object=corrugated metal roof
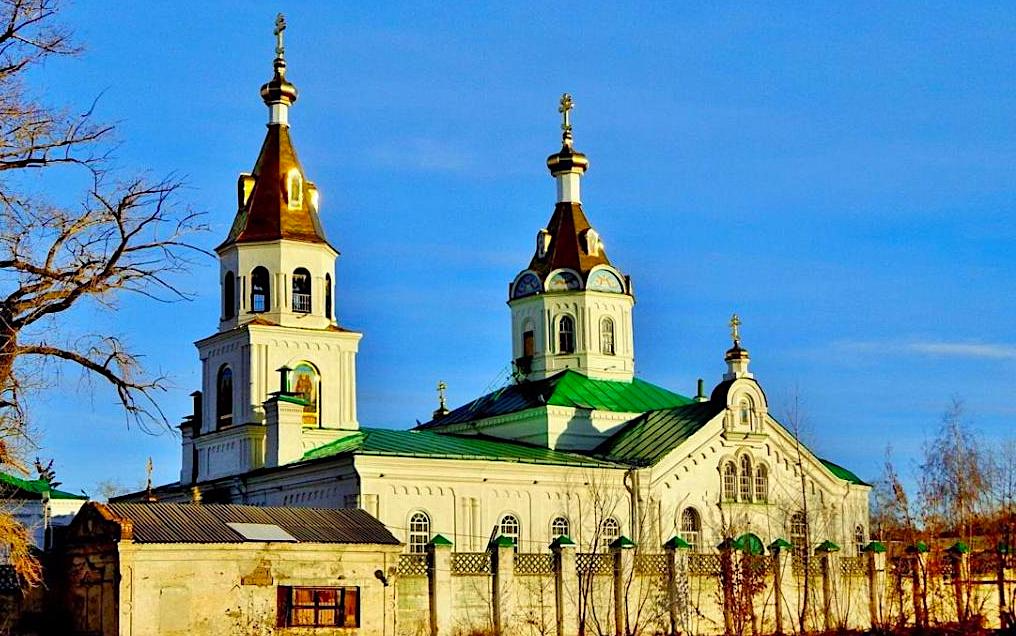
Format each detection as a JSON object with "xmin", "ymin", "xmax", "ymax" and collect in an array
[
  {"xmin": 418, "ymin": 369, "xmax": 690, "ymax": 429},
  {"xmin": 102, "ymin": 503, "xmax": 399, "ymax": 545},
  {"xmin": 303, "ymin": 427, "xmax": 615, "ymax": 467},
  {"xmin": 593, "ymin": 401, "xmax": 724, "ymax": 466}
]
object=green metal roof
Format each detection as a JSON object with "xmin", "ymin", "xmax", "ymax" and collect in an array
[
  {"xmin": 819, "ymin": 458, "xmax": 868, "ymax": 486},
  {"xmin": 0, "ymin": 472, "xmax": 86, "ymax": 500},
  {"xmin": 418, "ymin": 369, "xmax": 691, "ymax": 429},
  {"xmin": 592, "ymin": 401, "xmax": 724, "ymax": 466},
  {"xmin": 302, "ymin": 427, "xmax": 615, "ymax": 468}
]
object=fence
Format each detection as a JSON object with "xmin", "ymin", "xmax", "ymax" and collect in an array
[{"xmin": 394, "ymin": 542, "xmax": 1016, "ymax": 636}]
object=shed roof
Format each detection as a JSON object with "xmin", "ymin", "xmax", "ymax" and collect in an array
[
  {"xmin": 418, "ymin": 369, "xmax": 691, "ymax": 429},
  {"xmin": 98, "ymin": 502, "xmax": 398, "ymax": 544}
]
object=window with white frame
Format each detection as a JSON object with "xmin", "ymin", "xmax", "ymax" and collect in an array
[
  {"xmin": 722, "ymin": 461, "xmax": 737, "ymax": 502},
  {"xmin": 600, "ymin": 317, "xmax": 615, "ymax": 355},
  {"xmin": 600, "ymin": 517, "xmax": 620, "ymax": 548},
  {"xmin": 499, "ymin": 514, "xmax": 521, "ymax": 548},
  {"xmin": 557, "ymin": 315, "xmax": 575, "ymax": 354},
  {"xmin": 754, "ymin": 464, "xmax": 768, "ymax": 503},
  {"xmin": 680, "ymin": 508, "xmax": 701, "ymax": 552},
  {"xmin": 790, "ymin": 511, "xmax": 809, "ymax": 557},
  {"xmin": 550, "ymin": 516, "xmax": 570, "ymax": 540},
  {"xmin": 408, "ymin": 512, "xmax": 431, "ymax": 554},
  {"xmin": 739, "ymin": 455, "xmax": 753, "ymax": 502}
]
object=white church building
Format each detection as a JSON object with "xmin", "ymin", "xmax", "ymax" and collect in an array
[{"xmin": 130, "ymin": 25, "xmax": 871, "ymax": 560}]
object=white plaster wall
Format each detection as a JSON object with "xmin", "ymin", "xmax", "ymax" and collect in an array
[
  {"xmin": 509, "ymin": 280, "xmax": 635, "ymax": 383},
  {"xmin": 111, "ymin": 542, "xmax": 400, "ymax": 636}
]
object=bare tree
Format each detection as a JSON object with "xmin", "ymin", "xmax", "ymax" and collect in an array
[{"xmin": 0, "ymin": 0, "xmax": 205, "ymax": 586}]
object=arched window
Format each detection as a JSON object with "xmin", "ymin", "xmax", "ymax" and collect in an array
[
  {"xmin": 223, "ymin": 272, "xmax": 235, "ymax": 320},
  {"xmin": 557, "ymin": 315, "xmax": 575, "ymax": 354},
  {"xmin": 754, "ymin": 465, "xmax": 769, "ymax": 503},
  {"xmin": 408, "ymin": 512, "xmax": 431, "ymax": 554},
  {"xmin": 550, "ymin": 516, "xmax": 570, "ymax": 540},
  {"xmin": 522, "ymin": 319, "xmax": 535, "ymax": 358},
  {"xmin": 722, "ymin": 462, "xmax": 737, "ymax": 502},
  {"xmin": 251, "ymin": 266, "xmax": 270, "ymax": 313},
  {"xmin": 855, "ymin": 525, "xmax": 866, "ymax": 556},
  {"xmin": 600, "ymin": 317, "xmax": 615, "ymax": 355},
  {"xmin": 292, "ymin": 268, "xmax": 311, "ymax": 314},
  {"xmin": 739, "ymin": 455, "xmax": 753, "ymax": 502},
  {"xmin": 790, "ymin": 511, "xmax": 809, "ymax": 557},
  {"xmin": 216, "ymin": 365, "xmax": 233, "ymax": 428},
  {"xmin": 290, "ymin": 362, "xmax": 319, "ymax": 426},
  {"xmin": 324, "ymin": 273, "xmax": 332, "ymax": 320},
  {"xmin": 499, "ymin": 514, "xmax": 521, "ymax": 549},
  {"xmin": 286, "ymin": 168, "xmax": 303, "ymax": 209},
  {"xmin": 739, "ymin": 397, "xmax": 752, "ymax": 428},
  {"xmin": 680, "ymin": 508, "xmax": 701, "ymax": 552},
  {"xmin": 600, "ymin": 518, "xmax": 621, "ymax": 548}
]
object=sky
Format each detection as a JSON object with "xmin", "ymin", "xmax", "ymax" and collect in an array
[{"xmin": 17, "ymin": 2, "xmax": 1016, "ymax": 496}]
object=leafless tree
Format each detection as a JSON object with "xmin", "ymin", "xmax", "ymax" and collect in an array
[{"xmin": 0, "ymin": 0, "xmax": 206, "ymax": 586}]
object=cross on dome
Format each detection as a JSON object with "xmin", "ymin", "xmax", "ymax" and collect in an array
[
  {"xmin": 559, "ymin": 93, "xmax": 574, "ymax": 146},
  {"xmin": 730, "ymin": 313, "xmax": 742, "ymax": 346},
  {"xmin": 274, "ymin": 13, "xmax": 286, "ymax": 59}
]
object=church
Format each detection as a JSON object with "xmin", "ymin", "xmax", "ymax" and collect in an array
[{"xmin": 133, "ymin": 21, "xmax": 871, "ymax": 560}]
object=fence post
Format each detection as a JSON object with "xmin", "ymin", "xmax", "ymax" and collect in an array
[
  {"xmin": 427, "ymin": 535, "xmax": 453, "ymax": 636},
  {"xmin": 998, "ymin": 542, "xmax": 1010, "ymax": 631},
  {"xmin": 663, "ymin": 536, "xmax": 690, "ymax": 636},
  {"xmin": 768, "ymin": 539, "xmax": 793, "ymax": 636},
  {"xmin": 863, "ymin": 541, "xmax": 887, "ymax": 630},
  {"xmin": 718, "ymin": 538, "xmax": 736, "ymax": 636},
  {"xmin": 551, "ymin": 536, "xmax": 577, "ymax": 636},
  {"xmin": 816, "ymin": 540, "xmax": 840, "ymax": 632},
  {"xmin": 907, "ymin": 542, "xmax": 929, "ymax": 629},
  {"xmin": 611, "ymin": 536, "xmax": 636, "ymax": 636},
  {"xmin": 491, "ymin": 536, "xmax": 515, "ymax": 636},
  {"xmin": 946, "ymin": 542, "xmax": 969, "ymax": 625}
]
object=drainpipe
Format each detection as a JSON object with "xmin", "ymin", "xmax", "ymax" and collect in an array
[{"xmin": 624, "ymin": 468, "xmax": 640, "ymax": 541}]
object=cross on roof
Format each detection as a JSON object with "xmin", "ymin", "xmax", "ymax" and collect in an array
[
  {"xmin": 436, "ymin": 380, "xmax": 448, "ymax": 411},
  {"xmin": 274, "ymin": 13, "xmax": 287, "ymax": 58},
  {"xmin": 729, "ymin": 313, "xmax": 742, "ymax": 345},
  {"xmin": 559, "ymin": 93, "xmax": 574, "ymax": 144}
]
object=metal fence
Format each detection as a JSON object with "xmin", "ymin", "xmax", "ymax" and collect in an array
[
  {"xmin": 398, "ymin": 553, "xmax": 428, "ymax": 577},
  {"xmin": 514, "ymin": 553, "xmax": 554, "ymax": 576},
  {"xmin": 577, "ymin": 553, "xmax": 613, "ymax": 576},
  {"xmin": 452, "ymin": 551, "xmax": 491, "ymax": 576}
]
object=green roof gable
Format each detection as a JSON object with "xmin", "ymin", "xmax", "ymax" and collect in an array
[
  {"xmin": 0, "ymin": 472, "xmax": 86, "ymax": 500},
  {"xmin": 418, "ymin": 369, "xmax": 691, "ymax": 429},
  {"xmin": 593, "ymin": 401, "xmax": 724, "ymax": 466},
  {"xmin": 302, "ymin": 427, "xmax": 615, "ymax": 468},
  {"xmin": 819, "ymin": 458, "xmax": 868, "ymax": 486}
]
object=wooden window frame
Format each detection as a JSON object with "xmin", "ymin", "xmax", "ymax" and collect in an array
[{"xmin": 278, "ymin": 585, "xmax": 359, "ymax": 628}]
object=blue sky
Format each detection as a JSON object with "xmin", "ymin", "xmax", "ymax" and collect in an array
[{"xmin": 22, "ymin": 2, "xmax": 1016, "ymax": 495}]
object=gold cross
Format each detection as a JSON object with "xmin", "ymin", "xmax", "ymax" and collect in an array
[
  {"xmin": 437, "ymin": 380, "xmax": 448, "ymax": 410},
  {"xmin": 558, "ymin": 93, "xmax": 574, "ymax": 138},
  {"xmin": 729, "ymin": 313, "xmax": 742, "ymax": 345},
  {"xmin": 274, "ymin": 13, "xmax": 287, "ymax": 58}
]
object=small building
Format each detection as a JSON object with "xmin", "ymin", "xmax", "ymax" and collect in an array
[
  {"xmin": 58, "ymin": 502, "xmax": 401, "ymax": 636},
  {"xmin": 0, "ymin": 470, "xmax": 87, "ymax": 553}
]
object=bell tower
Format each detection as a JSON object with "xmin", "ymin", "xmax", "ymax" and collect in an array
[
  {"xmin": 182, "ymin": 15, "xmax": 362, "ymax": 485},
  {"xmin": 507, "ymin": 94, "xmax": 635, "ymax": 382}
]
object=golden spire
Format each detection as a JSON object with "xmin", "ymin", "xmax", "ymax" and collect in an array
[
  {"xmin": 729, "ymin": 313, "xmax": 742, "ymax": 346},
  {"xmin": 261, "ymin": 13, "xmax": 298, "ymax": 122},
  {"xmin": 559, "ymin": 93, "xmax": 575, "ymax": 147}
]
